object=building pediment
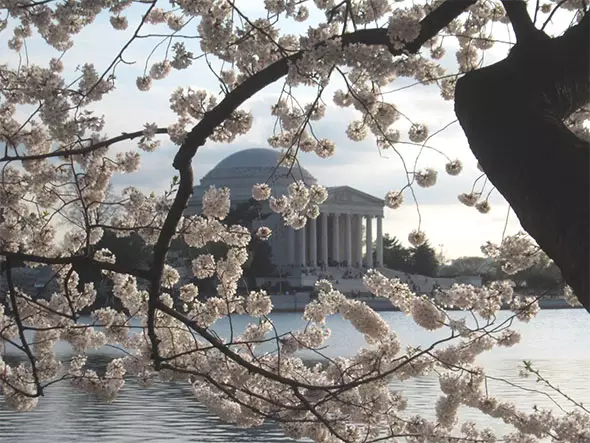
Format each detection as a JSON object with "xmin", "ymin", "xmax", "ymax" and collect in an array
[{"xmin": 323, "ymin": 186, "xmax": 384, "ymax": 207}]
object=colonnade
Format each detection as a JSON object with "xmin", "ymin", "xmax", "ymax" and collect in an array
[{"xmin": 287, "ymin": 213, "xmax": 383, "ymax": 268}]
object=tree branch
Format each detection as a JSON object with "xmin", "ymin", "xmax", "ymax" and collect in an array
[
  {"xmin": 145, "ymin": 0, "xmax": 477, "ymax": 368},
  {"xmin": 0, "ymin": 128, "xmax": 168, "ymax": 162},
  {"xmin": 171, "ymin": 0, "xmax": 477, "ymax": 170},
  {"xmin": 501, "ymin": 0, "xmax": 543, "ymax": 42},
  {"xmin": 455, "ymin": 12, "xmax": 590, "ymax": 311},
  {"xmin": 5, "ymin": 258, "xmax": 43, "ymax": 397},
  {"xmin": 156, "ymin": 299, "xmax": 459, "ymax": 393}
]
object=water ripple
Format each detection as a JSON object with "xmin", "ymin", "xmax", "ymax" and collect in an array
[{"xmin": 1, "ymin": 311, "xmax": 588, "ymax": 442}]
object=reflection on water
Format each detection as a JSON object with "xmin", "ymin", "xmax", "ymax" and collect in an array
[{"xmin": 0, "ymin": 310, "xmax": 588, "ymax": 442}]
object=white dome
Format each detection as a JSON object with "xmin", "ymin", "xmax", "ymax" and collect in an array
[
  {"xmin": 212, "ymin": 148, "xmax": 287, "ymax": 169},
  {"xmin": 189, "ymin": 148, "xmax": 317, "ymax": 208}
]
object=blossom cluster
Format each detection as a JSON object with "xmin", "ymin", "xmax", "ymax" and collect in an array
[
  {"xmin": 481, "ymin": 232, "xmax": 542, "ymax": 274},
  {"xmin": 0, "ymin": 0, "xmax": 587, "ymax": 441},
  {"xmin": 0, "ymin": 204, "xmax": 573, "ymax": 443},
  {"xmin": 250, "ymin": 181, "xmax": 330, "ymax": 229}
]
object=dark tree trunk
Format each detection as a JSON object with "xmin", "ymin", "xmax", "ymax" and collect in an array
[{"xmin": 455, "ymin": 12, "xmax": 589, "ymax": 311}]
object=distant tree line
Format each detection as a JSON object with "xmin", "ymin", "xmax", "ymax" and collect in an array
[
  {"xmin": 378, "ymin": 234, "xmax": 563, "ymax": 290},
  {"xmin": 377, "ymin": 235, "xmax": 440, "ymax": 277},
  {"xmin": 438, "ymin": 254, "xmax": 563, "ymax": 289}
]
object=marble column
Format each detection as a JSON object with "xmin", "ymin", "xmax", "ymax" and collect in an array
[
  {"xmin": 309, "ymin": 217, "xmax": 317, "ymax": 267},
  {"xmin": 320, "ymin": 212, "xmax": 329, "ymax": 267},
  {"xmin": 345, "ymin": 213, "xmax": 352, "ymax": 267},
  {"xmin": 288, "ymin": 226, "xmax": 295, "ymax": 266},
  {"xmin": 332, "ymin": 213, "xmax": 340, "ymax": 265},
  {"xmin": 299, "ymin": 225, "xmax": 306, "ymax": 266},
  {"xmin": 365, "ymin": 215, "xmax": 373, "ymax": 268},
  {"xmin": 376, "ymin": 215, "xmax": 383, "ymax": 267},
  {"xmin": 355, "ymin": 214, "xmax": 363, "ymax": 268}
]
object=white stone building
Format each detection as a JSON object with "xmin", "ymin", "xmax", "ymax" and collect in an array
[{"xmin": 187, "ymin": 148, "xmax": 385, "ymax": 270}]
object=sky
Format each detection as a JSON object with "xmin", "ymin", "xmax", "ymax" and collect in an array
[{"xmin": 4, "ymin": 0, "xmax": 577, "ymax": 260}]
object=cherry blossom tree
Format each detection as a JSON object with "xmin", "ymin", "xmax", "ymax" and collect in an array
[{"xmin": 0, "ymin": 0, "xmax": 588, "ymax": 442}]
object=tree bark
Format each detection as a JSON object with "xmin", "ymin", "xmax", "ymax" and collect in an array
[{"xmin": 455, "ymin": 12, "xmax": 589, "ymax": 311}]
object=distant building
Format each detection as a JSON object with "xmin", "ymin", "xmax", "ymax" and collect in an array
[
  {"xmin": 1, "ymin": 148, "xmax": 482, "ymax": 301},
  {"xmin": 187, "ymin": 148, "xmax": 385, "ymax": 269}
]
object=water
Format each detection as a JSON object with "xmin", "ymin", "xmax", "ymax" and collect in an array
[{"xmin": 0, "ymin": 310, "xmax": 588, "ymax": 442}]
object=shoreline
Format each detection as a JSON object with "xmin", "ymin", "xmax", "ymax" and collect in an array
[{"xmin": 269, "ymin": 294, "xmax": 579, "ymax": 313}]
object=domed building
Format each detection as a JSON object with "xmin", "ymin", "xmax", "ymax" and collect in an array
[
  {"xmin": 187, "ymin": 148, "xmax": 385, "ymax": 271},
  {"xmin": 190, "ymin": 148, "xmax": 317, "ymax": 203}
]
